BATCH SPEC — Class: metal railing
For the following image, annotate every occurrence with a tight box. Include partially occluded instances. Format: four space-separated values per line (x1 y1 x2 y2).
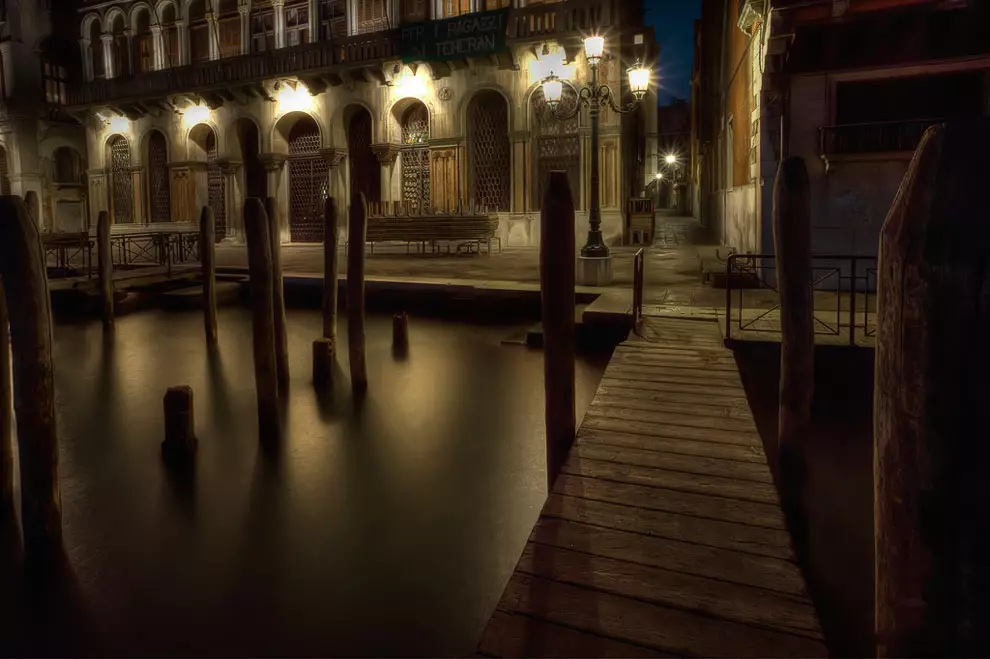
724 253 877 346
632 247 645 330
820 119 943 157
112 231 201 277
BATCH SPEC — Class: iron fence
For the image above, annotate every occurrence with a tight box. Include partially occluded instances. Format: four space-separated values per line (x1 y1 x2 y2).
724 253 877 346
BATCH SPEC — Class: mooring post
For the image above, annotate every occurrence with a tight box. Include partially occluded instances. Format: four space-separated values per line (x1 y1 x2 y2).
323 197 339 348
392 312 408 352
0 287 11 510
875 120 990 656
200 206 218 344
771 156 813 527
312 338 333 389
347 192 368 395
244 198 280 445
541 171 576 488
0 195 62 552
162 385 197 462
97 209 113 329
265 196 289 396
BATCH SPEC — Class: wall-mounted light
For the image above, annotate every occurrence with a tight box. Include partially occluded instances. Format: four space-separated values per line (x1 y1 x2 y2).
275 81 315 114
107 115 130 133
528 42 575 86
392 66 427 98
182 104 211 129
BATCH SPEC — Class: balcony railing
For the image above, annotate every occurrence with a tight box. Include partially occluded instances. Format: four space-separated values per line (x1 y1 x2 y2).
67 0 615 108
820 118 944 157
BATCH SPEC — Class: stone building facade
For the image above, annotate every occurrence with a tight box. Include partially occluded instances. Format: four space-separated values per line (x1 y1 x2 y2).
0 0 88 233
67 0 659 246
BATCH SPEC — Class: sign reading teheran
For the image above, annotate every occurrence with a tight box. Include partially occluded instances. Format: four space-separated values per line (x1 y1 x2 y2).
400 8 510 63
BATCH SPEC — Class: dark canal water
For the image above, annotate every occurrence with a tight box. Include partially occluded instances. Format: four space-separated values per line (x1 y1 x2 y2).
0 308 609 657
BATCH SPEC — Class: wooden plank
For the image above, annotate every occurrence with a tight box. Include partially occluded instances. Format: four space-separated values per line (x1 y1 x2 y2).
478 610 673 658
498 574 826 657
610 352 740 372
576 427 767 464
563 458 778 505
599 377 750 401
530 517 808 597
594 385 752 410
590 395 755 422
585 406 759 435
572 443 773 483
616 343 730 357
542 494 793 559
606 364 744 385
515 543 822 639
582 416 762 448
601 368 747 391
553 474 785 529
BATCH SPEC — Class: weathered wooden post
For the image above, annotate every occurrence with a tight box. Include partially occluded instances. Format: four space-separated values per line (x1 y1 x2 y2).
312 338 333 389
244 198 280 444
541 171 576 488
323 197 339 348
771 157 813 517
161 385 197 463
392 312 408 352
347 192 368 394
199 206 218 344
97 209 113 329
265 196 289 395
0 287 11 510
875 120 990 657
0 195 62 551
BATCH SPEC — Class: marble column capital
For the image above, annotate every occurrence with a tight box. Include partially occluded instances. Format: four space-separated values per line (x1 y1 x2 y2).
258 153 287 172
320 147 347 168
371 143 399 167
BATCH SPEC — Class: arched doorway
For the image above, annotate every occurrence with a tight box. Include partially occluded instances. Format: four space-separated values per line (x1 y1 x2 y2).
347 107 380 205
400 102 430 209
286 115 327 243
107 135 133 223
0 145 10 195
532 84 580 209
467 90 510 211
146 130 171 223
89 19 104 79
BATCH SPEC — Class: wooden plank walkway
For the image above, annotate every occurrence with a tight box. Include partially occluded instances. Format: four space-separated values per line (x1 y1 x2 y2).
477 317 828 658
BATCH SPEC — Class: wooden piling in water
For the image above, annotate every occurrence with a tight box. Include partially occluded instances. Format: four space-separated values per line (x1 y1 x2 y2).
323 197 339 349
392 312 408 351
97 209 114 329
771 156 813 524
200 206 218 344
875 120 990 657
162 385 197 462
312 338 333 389
540 171 576 488
265 196 289 395
0 287 11 510
244 198 280 444
0 195 62 551
347 192 368 395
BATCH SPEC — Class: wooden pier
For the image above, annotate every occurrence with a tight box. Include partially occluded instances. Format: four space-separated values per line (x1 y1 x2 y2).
478 317 827 657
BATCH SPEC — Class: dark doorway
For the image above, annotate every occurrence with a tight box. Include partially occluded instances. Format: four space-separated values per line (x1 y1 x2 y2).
347 107 380 206
287 115 328 243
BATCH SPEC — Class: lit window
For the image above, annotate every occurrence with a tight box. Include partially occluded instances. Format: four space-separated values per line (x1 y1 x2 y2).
286 5 309 46
43 60 67 105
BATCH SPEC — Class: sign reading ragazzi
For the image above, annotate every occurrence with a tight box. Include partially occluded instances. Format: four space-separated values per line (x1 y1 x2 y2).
400 8 510 63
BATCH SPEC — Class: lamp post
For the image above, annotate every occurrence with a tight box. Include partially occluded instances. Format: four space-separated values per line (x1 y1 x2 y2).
541 36 650 283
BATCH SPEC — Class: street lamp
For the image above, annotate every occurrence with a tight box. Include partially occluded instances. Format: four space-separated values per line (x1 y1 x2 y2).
665 154 677 165
541 35 650 264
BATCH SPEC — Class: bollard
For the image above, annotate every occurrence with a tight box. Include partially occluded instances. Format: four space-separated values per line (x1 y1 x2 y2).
771 156 813 539
875 119 990 656
97 209 114 329
0 195 62 552
323 197 339 351
312 338 333 389
540 171 576 488
265 196 289 396
347 192 368 394
244 198 280 445
0 287 11 509
392 312 408 351
162 385 197 462
200 206 218 344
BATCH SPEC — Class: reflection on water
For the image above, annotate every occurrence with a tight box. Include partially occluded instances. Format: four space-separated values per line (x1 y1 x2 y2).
1 308 608 656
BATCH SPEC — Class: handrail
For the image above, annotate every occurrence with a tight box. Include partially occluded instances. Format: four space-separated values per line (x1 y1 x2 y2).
632 247 645 332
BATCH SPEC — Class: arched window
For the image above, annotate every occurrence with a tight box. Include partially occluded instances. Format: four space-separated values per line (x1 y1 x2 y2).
52 147 84 185
0 145 11 196
347 107 380 206
107 135 133 223
401 103 430 208
146 131 171 223
286 116 328 242
189 0 210 63
134 9 154 72
532 84 580 209
89 20 104 79
110 15 129 77
467 91 510 211
217 0 241 57
160 5 180 68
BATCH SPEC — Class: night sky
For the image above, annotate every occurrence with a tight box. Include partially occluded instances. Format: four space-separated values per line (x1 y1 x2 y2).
645 0 701 106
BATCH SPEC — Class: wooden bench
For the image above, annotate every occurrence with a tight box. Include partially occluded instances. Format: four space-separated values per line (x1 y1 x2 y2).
351 212 501 255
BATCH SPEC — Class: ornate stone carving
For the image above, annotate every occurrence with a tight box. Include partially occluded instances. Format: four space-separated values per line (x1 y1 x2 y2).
319 147 347 168
258 153 287 172
437 86 453 102
371 144 399 167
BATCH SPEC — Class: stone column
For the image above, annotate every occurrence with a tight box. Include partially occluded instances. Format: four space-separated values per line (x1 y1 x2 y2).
308 0 319 43
239 5 251 55
320 147 347 207
101 33 115 78
130 166 145 224
428 143 459 212
272 0 286 49
79 38 93 80
175 20 188 65
259 153 288 242
221 161 243 242
371 144 398 206
206 12 220 60
86 168 107 230
150 25 164 70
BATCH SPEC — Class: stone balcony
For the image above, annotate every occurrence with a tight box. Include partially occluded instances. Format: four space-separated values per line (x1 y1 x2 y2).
66 0 618 112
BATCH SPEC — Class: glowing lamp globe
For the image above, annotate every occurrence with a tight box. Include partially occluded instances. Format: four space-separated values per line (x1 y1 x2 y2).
584 36 605 65
542 76 563 110
628 66 650 100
